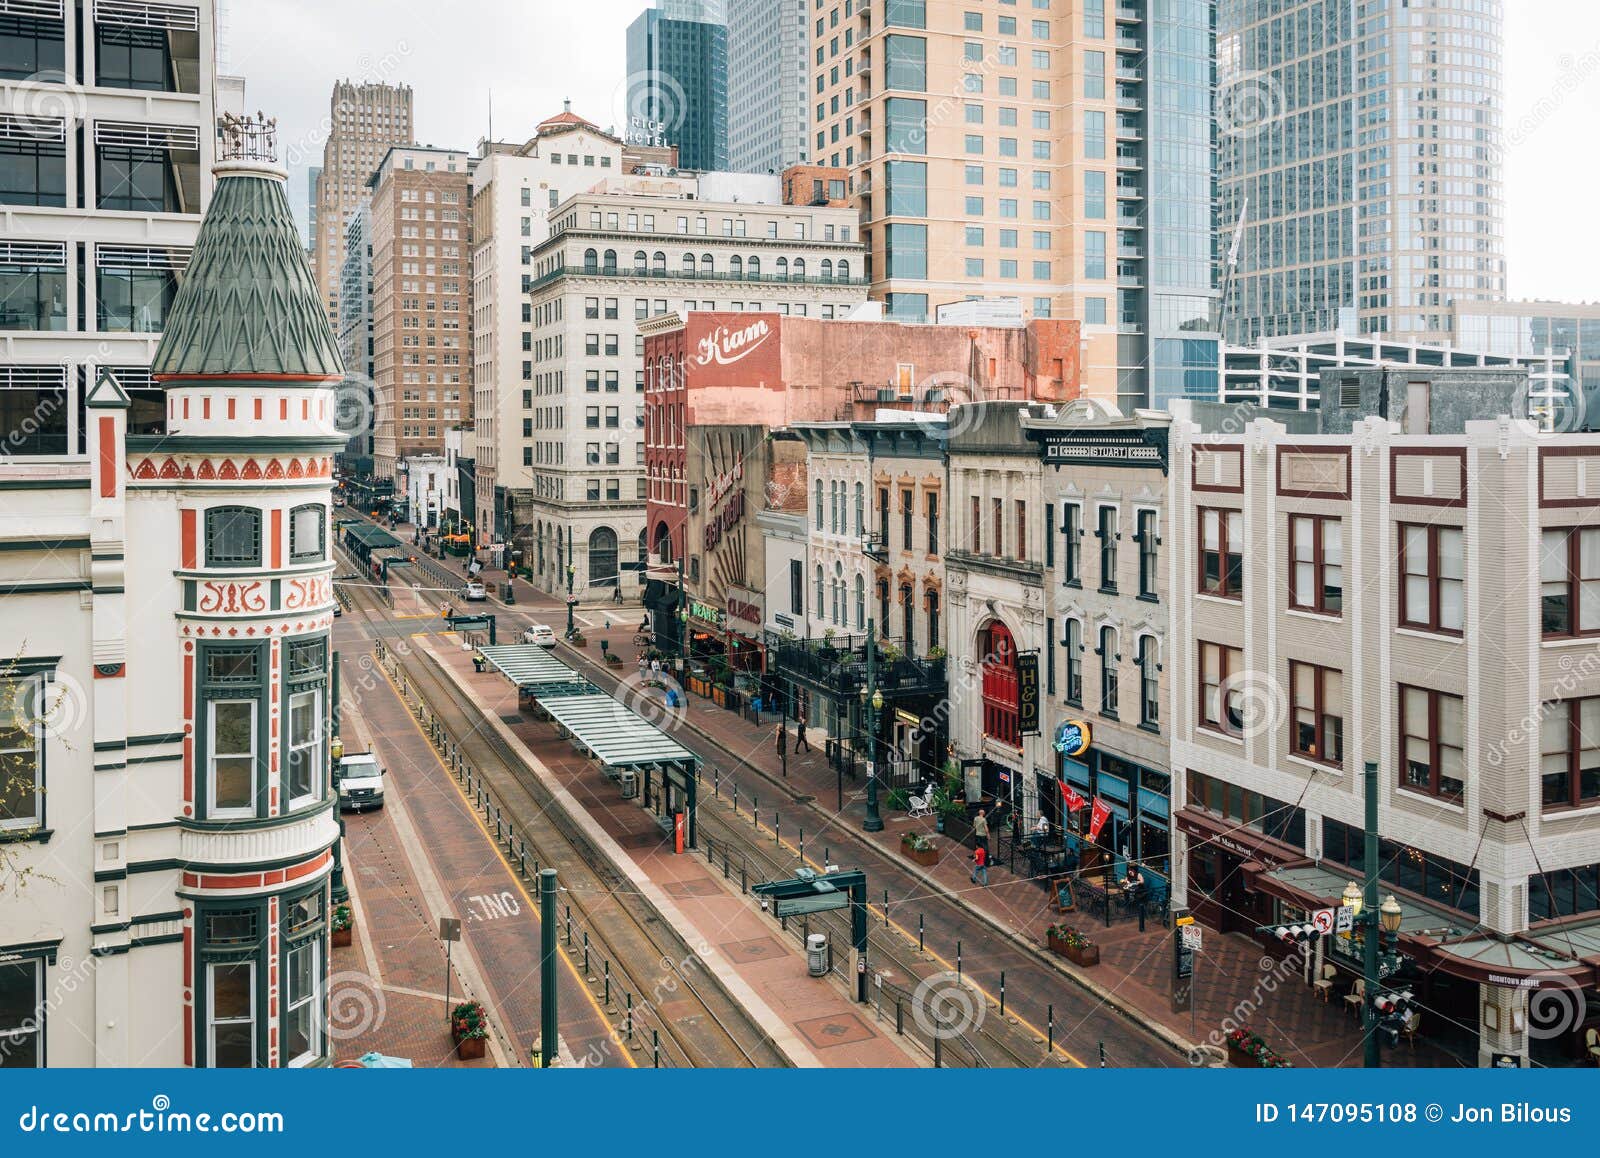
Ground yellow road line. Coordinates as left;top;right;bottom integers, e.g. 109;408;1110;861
374;657;638;1068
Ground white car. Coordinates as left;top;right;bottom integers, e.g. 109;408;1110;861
335;752;385;812
523;623;557;647
461;581;487;602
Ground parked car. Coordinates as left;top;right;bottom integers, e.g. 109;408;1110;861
335;752;385;812
522;623;557;647
461;581;487;602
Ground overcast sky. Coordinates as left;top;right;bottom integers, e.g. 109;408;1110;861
228;0;1600;305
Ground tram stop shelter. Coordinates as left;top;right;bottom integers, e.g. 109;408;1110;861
341;522;402;569
476;646;700;849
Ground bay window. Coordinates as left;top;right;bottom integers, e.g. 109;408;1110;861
1288;514;1342;614
1199;508;1243;598
1289;661;1343;766
1399;524;1463;634
1399;685;1465;800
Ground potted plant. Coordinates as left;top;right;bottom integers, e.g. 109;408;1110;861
1226;1027;1274;1068
1046;925;1098;966
885;786;911;812
452;1000;489;1060
900;831;939;867
331;903;353;948
570;631;587;647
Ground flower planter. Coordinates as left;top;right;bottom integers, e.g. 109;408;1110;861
900;839;939;867
1066;944;1100;967
1227;1043;1255;1068
1046;932;1072;958
331;926;353;949
456;1035;486;1060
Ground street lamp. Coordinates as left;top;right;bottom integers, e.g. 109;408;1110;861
862;620;884;833
676;554;687;676
565;563;576;638
1342;879;1362;918
1379;894;1403;936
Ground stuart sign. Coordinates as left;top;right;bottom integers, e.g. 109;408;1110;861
694;318;773;367
1026;427;1170;474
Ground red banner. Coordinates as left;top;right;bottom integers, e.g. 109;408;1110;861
1087;797;1112;843
1059;781;1087;813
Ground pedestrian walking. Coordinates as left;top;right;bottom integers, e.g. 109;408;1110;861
973;808;990;855
650;657;662;680
637;655;647;678
775;720;787;756
969;844;988;887
794;713;811;754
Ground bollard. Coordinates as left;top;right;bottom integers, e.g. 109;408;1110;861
1099;1041;1106;1068
933;1025;942;1068
653;1028;659;1068
1048;1004;1054;1054
732;784;738;814
583;931;590;975
884;889;889;928
519;851;527;879
626;992;634;1041
604;960;611;1008
565;905;572;947
722;848;729;879
895;997;903;1035
741;863;747;894
775;813;779;845
753;808;759;832
714;768;720;798
957;940;962;979
918;913;924;952
1000;971;1006;1017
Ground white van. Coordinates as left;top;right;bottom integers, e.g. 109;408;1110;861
335;751;386;812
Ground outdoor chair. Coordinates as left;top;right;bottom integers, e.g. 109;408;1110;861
1585;1027;1600;1066
1343;979;1365;1017
1312;964;1337;1003
1400;1010;1421;1050
906;782;935;819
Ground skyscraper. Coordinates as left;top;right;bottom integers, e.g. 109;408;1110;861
309;80;414;328
727;0;810;174
1218;0;1507;345
625;6;730;172
811;0;1219;410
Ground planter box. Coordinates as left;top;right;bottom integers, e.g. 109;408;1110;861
1227;1043;1256;1068
331;926;353;949
1065;943;1100;967
1046;932;1072;958
901;841;939;867
456;1035;486;1060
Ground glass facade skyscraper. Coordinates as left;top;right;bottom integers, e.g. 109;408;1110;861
626;7;731;173
1219;0;1506;345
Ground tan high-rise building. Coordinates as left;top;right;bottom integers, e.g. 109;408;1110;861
311;80;414;327
811;0;1219;412
368;146;473;480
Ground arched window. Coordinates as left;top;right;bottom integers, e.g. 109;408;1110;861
653;520;673;563
853;482;864;537
589;527;618;587
583;248;598;273
205;506;261;567
925;588;940;650
1099;626;1120;717
815;479;824;529
1137;635;1159;729
838;259;850;282
289;503;325;563
833;561;845;625
979;621;1020;745
792;258;806;280
900;583;915;651
633;249;648;273
602;249;617;273
700;253;714;275
747;255;761;278
652;251;666;274
729;255;743;279
815;564;825;616
682;252;696;274
854;573;866;630
821;259;833;281
1064;619;1083;705
637;528;649;562
776;256;789;279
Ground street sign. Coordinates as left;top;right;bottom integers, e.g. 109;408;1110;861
1336;905;1355;933
439;917;462;943
1180;924;1203;951
773;892;850;918
1311;907;1336;935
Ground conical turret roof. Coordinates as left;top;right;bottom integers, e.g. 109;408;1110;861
152;161;344;379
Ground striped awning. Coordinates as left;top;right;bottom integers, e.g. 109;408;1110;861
535;692;697;770
476;644;583;695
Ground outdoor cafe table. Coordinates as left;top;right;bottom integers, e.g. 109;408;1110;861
1073;876;1126;920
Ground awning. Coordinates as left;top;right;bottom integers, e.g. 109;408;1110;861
1428;935;1597;991
477;644;588;696
535;692;699;771
343;523;401;550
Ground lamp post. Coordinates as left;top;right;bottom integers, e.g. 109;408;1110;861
565;563;576;639
862;619;884;833
1348;759;1405;1068
676;553;687;677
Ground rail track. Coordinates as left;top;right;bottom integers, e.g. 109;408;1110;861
341;558;788;1069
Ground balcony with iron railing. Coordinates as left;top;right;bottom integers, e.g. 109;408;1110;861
770;633;946;700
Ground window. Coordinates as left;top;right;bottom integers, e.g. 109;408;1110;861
884;34;927;91
0;134;66;208
1199;508;1242;598
1137;636;1158;729
289;505;325;563
1015;498;1026;559
207;961;255;1068
1084;111;1106;159
0;252;67;328
1096;505;1117;591
1539;697;1600;810
1084;50;1105;98
283;925;322;1066
926;492;938;555
1099;626;1118;717
1064;619;1083;705
970;495;981;552
286;689;322;808
0;960;41;1066
98;144;180;213
884;97;929;154
206;507;261;568
0;14;64;82
1290;662;1343;766
1399;524;1463;634
96;23;173;91
207;699;256;816
1084;231;1106;279
1529;861;1600;921
0;671;43;831
790;559;804;615
1400;686;1465;800
1198;642;1244;736
1135;510;1157;599
1084;169;1105;219
902;489;914;551
1540;526;1600;637
1288;515;1342;614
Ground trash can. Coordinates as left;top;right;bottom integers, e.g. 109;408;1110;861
806;933;828;977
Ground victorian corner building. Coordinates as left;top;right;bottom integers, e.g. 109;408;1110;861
1;136;343;1066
